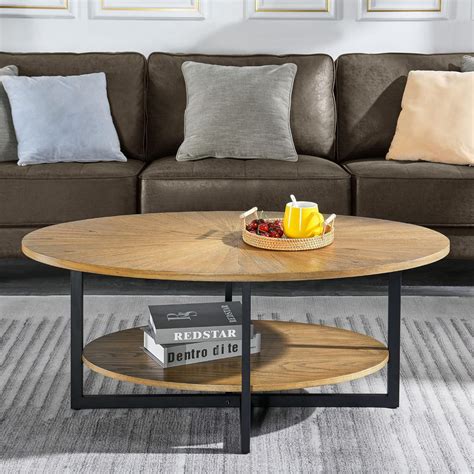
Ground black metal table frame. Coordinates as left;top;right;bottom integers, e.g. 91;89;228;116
71;271;401;455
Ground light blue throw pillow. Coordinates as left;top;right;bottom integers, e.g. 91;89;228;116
2;72;126;166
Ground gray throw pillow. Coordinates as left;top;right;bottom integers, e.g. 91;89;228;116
0;65;18;162
177;62;298;162
461;55;474;72
2;72;126;166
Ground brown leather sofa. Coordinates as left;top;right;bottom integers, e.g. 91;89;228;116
0;52;472;259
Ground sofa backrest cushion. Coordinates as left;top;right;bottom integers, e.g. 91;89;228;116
335;53;471;163
0;52;146;160
147;53;336;161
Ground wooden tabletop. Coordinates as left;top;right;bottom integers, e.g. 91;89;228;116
82;321;389;392
22;212;449;282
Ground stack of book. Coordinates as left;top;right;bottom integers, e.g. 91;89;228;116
143;301;261;368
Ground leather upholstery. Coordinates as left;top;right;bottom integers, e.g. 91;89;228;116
0;52;146;160
0;227;37;258
147;53;336;161
431;227;474;260
336;53;472;163
140;155;350;214
344;159;474;227
0;160;144;226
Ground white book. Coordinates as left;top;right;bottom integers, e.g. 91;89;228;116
143;328;261;368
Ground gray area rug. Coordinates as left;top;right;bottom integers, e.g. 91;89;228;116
0;295;472;473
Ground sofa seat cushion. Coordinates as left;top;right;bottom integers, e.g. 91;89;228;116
344;159;474;226
140;155;350;214
0;159;144;226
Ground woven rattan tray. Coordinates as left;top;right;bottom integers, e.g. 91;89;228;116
240;207;335;251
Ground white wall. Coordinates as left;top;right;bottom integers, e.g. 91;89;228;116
0;0;473;57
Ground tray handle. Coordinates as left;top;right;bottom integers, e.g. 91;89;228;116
322;213;336;235
240;207;259;231
240;207;259;221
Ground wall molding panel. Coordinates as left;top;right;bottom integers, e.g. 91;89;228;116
90;0;205;20
0;0;75;17
358;0;449;21
246;0;336;19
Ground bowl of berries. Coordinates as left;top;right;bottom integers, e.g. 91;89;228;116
240;207;336;251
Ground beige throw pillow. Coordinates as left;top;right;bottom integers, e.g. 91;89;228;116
386;71;474;166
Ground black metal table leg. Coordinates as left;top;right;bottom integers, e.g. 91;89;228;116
225;282;233;302
250;271;402;408
387;271;402;408
240;283;252;454
71;271;84;410
68;271;402;453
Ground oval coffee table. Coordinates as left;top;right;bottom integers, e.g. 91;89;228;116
22;212;449;454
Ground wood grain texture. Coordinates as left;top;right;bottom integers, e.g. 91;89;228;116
82;321;389;392
22;212;449;282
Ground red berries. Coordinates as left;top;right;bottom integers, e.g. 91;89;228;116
248;221;258;231
246;219;284;238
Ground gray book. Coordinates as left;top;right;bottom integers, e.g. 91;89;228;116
148;301;253;344
143;327;261;368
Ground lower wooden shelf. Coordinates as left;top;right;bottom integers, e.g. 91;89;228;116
82;321;388;393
